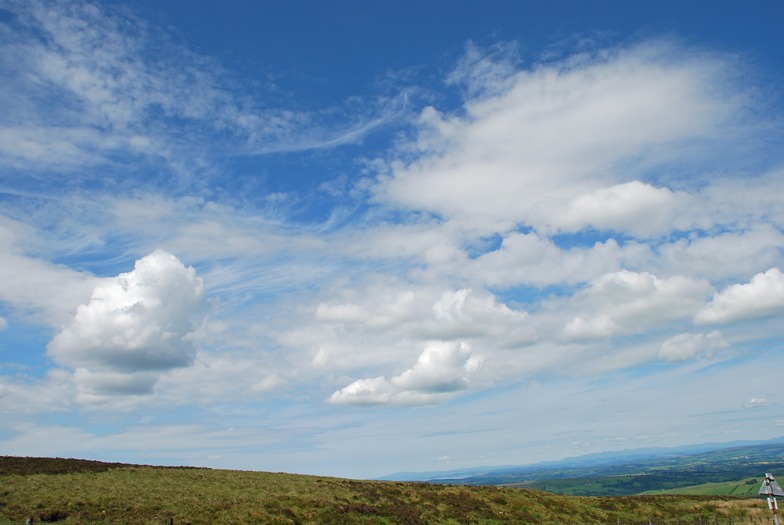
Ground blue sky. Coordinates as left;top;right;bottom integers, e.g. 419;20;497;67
1;0;783;479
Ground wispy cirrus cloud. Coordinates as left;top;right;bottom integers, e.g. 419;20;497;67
746;398;773;408
659;331;728;362
0;0;404;184
374;40;749;237
0;216;97;326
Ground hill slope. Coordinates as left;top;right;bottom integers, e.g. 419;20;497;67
0;457;770;524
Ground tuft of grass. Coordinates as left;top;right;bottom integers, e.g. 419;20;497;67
0;457;773;524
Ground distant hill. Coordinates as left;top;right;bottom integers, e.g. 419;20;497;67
0;456;164;476
381;438;784;496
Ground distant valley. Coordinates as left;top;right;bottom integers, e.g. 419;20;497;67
381;437;784;496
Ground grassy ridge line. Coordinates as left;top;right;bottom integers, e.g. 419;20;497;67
0;457;771;525
0;456;188;476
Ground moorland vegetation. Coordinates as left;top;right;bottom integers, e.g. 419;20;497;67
0;456;774;524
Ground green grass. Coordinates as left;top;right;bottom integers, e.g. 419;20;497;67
643;478;763;496
0;457;773;524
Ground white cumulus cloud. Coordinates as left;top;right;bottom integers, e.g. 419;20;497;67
694;268;784;325
47;250;206;400
469;232;652;288
555;181;687;237
563;270;712;341
329;341;479;406
376;41;738;236
424;289;528;339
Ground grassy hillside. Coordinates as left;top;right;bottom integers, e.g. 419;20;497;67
0;457;772;524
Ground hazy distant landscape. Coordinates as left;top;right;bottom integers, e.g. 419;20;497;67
381;440;784;497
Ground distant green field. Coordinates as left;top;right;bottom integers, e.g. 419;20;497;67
516;475;767;498
643;478;762;496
